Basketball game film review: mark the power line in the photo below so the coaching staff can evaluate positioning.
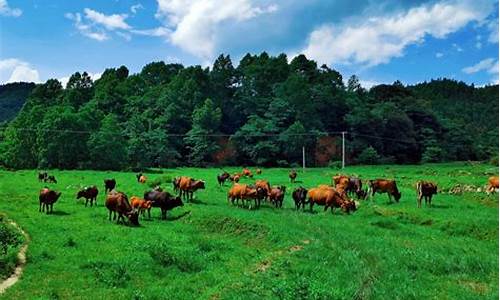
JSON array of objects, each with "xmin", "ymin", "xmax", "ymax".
[{"xmin": 0, "ymin": 126, "xmax": 479, "ymax": 147}]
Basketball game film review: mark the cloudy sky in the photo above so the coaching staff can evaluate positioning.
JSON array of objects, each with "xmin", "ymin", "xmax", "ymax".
[{"xmin": 0, "ymin": 0, "xmax": 498, "ymax": 87}]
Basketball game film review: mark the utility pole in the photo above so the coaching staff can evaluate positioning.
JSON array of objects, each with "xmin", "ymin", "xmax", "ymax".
[
  {"xmin": 341, "ymin": 131, "xmax": 347, "ymax": 169},
  {"xmin": 302, "ymin": 146, "xmax": 306, "ymax": 173}
]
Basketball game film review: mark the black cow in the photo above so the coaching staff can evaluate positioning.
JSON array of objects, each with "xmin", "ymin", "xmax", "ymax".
[{"xmin": 144, "ymin": 190, "xmax": 183, "ymax": 220}]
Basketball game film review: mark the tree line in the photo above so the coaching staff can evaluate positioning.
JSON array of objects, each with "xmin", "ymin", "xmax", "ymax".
[{"xmin": 0, "ymin": 53, "xmax": 497, "ymax": 170}]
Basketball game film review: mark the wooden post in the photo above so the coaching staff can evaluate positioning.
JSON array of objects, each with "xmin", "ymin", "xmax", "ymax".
[
  {"xmin": 342, "ymin": 131, "xmax": 346, "ymax": 169},
  {"xmin": 302, "ymin": 146, "xmax": 306, "ymax": 173}
]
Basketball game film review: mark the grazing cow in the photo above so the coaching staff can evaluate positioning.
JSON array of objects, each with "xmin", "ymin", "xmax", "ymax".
[
  {"xmin": 230, "ymin": 174, "xmax": 240, "ymax": 183},
  {"xmin": 144, "ymin": 190, "xmax": 183, "ymax": 220},
  {"xmin": 136, "ymin": 173, "xmax": 142, "ymax": 182},
  {"xmin": 104, "ymin": 179, "xmax": 116, "ymax": 193},
  {"xmin": 39, "ymin": 188, "xmax": 62, "ymax": 214},
  {"xmin": 242, "ymin": 168, "xmax": 253, "ymax": 178},
  {"xmin": 486, "ymin": 176, "xmax": 499, "ymax": 194},
  {"xmin": 269, "ymin": 186, "xmax": 286, "ymax": 208},
  {"xmin": 416, "ymin": 181, "xmax": 438, "ymax": 208},
  {"xmin": 130, "ymin": 196, "xmax": 153, "ymax": 218},
  {"xmin": 289, "ymin": 170, "xmax": 297, "ymax": 183},
  {"xmin": 292, "ymin": 187, "xmax": 308, "ymax": 211},
  {"xmin": 46, "ymin": 175, "xmax": 57, "ymax": 184},
  {"xmin": 227, "ymin": 184, "xmax": 265, "ymax": 209},
  {"xmin": 76, "ymin": 186, "xmax": 99, "ymax": 207},
  {"xmin": 138, "ymin": 175, "xmax": 147, "ymax": 184},
  {"xmin": 333, "ymin": 175, "xmax": 364, "ymax": 199},
  {"xmin": 307, "ymin": 186, "xmax": 355, "ymax": 214},
  {"xmin": 255, "ymin": 180, "xmax": 271, "ymax": 201},
  {"xmin": 368, "ymin": 179, "xmax": 401, "ymax": 203},
  {"xmin": 217, "ymin": 172, "xmax": 230, "ymax": 186},
  {"xmin": 172, "ymin": 177, "xmax": 181, "ymax": 193},
  {"xmin": 179, "ymin": 176, "xmax": 205, "ymax": 201},
  {"xmin": 38, "ymin": 172, "xmax": 48, "ymax": 182},
  {"xmin": 105, "ymin": 191, "xmax": 139, "ymax": 225},
  {"xmin": 256, "ymin": 169, "xmax": 262, "ymax": 175}
]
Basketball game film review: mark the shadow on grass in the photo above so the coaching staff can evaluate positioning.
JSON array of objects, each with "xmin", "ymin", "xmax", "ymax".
[
  {"xmin": 49, "ymin": 210, "xmax": 70, "ymax": 216},
  {"xmin": 166, "ymin": 211, "xmax": 191, "ymax": 221}
]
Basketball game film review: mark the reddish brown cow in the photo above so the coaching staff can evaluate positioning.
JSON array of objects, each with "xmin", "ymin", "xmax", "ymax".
[
  {"xmin": 416, "ymin": 181, "xmax": 438, "ymax": 208},
  {"xmin": 269, "ymin": 186, "xmax": 286, "ymax": 208},
  {"xmin": 138, "ymin": 175, "xmax": 147, "ymax": 184},
  {"xmin": 227, "ymin": 184, "xmax": 265, "ymax": 209},
  {"xmin": 130, "ymin": 196, "xmax": 153, "ymax": 217},
  {"xmin": 105, "ymin": 191, "xmax": 139, "ymax": 225},
  {"xmin": 368, "ymin": 179, "xmax": 401, "ymax": 203},
  {"xmin": 230, "ymin": 174, "xmax": 241, "ymax": 183},
  {"xmin": 307, "ymin": 186, "xmax": 354, "ymax": 214},
  {"xmin": 242, "ymin": 168, "xmax": 253, "ymax": 178},
  {"xmin": 77, "ymin": 186, "xmax": 99, "ymax": 207},
  {"xmin": 217, "ymin": 172, "xmax": 230, "ymax": 186},
  {"xmin": 289, "ymin": 170, "xmax": 297, "ymax": 183},
  {"xmin": 39, "ymin": 188, "xmax": 62, "ymax": 214},
  {"xmin": 292, "ymin": 187, "xmax": 308, "ymax": 210},
  {"xmin": 179, "ymin": 176, "xmax": 205, "ymax": 201},
  {"xmin": 486, "ymin": 176, "xmax": 499, "ymax": 194},
  {"xmin": 255, "ymin": 180, "xmax": 271, "ymax": 200}
]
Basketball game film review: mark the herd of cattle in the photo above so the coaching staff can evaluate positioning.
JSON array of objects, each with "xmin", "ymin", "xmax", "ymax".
[{"xmin": 37, "ymin": 168, "xmax": 499, "ymax": 226}]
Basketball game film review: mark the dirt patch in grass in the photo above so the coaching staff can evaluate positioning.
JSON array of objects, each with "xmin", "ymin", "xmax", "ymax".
[{"xmin": 459, "ymin": 280, "xmax": 489, "ymax": 295}]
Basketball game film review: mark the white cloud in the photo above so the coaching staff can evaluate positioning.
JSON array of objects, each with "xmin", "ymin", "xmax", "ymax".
[
  {"xmin": 65, "ymin": 12, "xmax": 109, "ymax": 41},
  {"xmin": 131, "ymin": 26, "xmax": 171, "ymax": 38},
  {"xmin": 83, "ymin": 8, "xmax": 130, "ymax": 30},
  {"xmin": 0, "ymin": 0, "xmax": 22, "ymax": 17},
  {"xmin": 301, "ymin": 0, "xmax": 495, "ymax": 67},
  {"xmin": 436, "ymin": 52, "xmax": 444, "ymax": 58},
  {"xmin": 154, "ymin": 0, "xmax": 278, "ymax": 60},
  {"xmin": 0, "ymin": 59, "xmax": 40, "ymax": 83},
  {"xmin": 359, "ymin": 79, "xmax": 383, "ymax": 89},
  {"xmin": 462, "ymin": 58, "xmax": 497, "ymax": 74},
  {"xmin": 131, "ymin": 4, "xmax": 144, "ymax": 14},
  {"xmin": 486, "ymin": 18, "xmax": 498, "ymax": 43},
  {"xmin": 452, "ymin": 43, "xmax": 464, "ymax": 52}
]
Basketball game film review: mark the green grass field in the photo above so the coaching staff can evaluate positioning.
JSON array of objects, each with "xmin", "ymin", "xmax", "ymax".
[{"xmin": 0, "ymin": 162, "xmax": 498, "ymax": 299}]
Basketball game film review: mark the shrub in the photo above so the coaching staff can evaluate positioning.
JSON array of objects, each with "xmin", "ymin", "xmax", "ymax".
[
  {"xmin": 422, "ymin": 146, "xmax": 443, "ymax": 163},
  {"xmin": 356, "ymin": 146, "xmax": 380, "ymax": 165},
  {"xmin": 328, "ymin": 160, "xmax": 342, "ymax": 169}
]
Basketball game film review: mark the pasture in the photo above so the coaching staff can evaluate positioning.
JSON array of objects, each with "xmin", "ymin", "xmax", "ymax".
[{"xmin": 0, "ymin": 162, "xmax": 498, "ymax": 299}]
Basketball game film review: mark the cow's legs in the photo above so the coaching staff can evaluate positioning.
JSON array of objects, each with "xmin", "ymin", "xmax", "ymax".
[
  {"xmin": 39, "ymin": 202, "xmax": 42, "ymax": 212},
  {"xmin": 417, "ymin": 194, "xmax": 422, "ymax": 208}
]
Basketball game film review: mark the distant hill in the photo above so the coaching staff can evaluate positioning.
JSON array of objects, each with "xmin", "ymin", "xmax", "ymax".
[{"xmin": 0, "ymin": 82, "xmax": 36, "ymax": 123}]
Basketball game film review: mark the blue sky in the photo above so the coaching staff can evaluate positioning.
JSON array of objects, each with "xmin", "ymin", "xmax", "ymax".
[{"xmin": 0, "ymin": 0, "xmax": 498, "ymax": 87}]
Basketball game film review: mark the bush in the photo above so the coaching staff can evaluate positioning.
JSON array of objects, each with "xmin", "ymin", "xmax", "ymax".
[
  {"xmin": 356, "ymin": 146, "xmax": 380, "ymax": 165},
  {"xmin": 422, "ymin": 146, "xmax": 443, "ymax": 163},
  {"xmin": 328, "ymin": 160, "xmax": 342, "ymax": 169}
]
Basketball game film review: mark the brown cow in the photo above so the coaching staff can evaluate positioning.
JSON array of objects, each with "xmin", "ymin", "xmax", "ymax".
[
  {"xmin": 144, "ymin": 190, "xmax": 183, "ymax": 220},
  {"xmin": 130, "ymin": 196, "xmax": 153, "ymax": 217},
  {"xmin": 269, "ymin": 186, "xmax": 286, "ymax": 208},
  {"xmin": 289, "ymin": 170, "xmax": 297, "ymax": 183},
  {"xmin": 307, "ymin": 186, "xmax": 354, "ymax": 214},
  {"xmin": 138, "ymin": 175, "xmax": 147, "ymax": 184},
  {"xmin": 486, "ymin": 176, "xmax": 499, "ymax": 194},
  {"xmin": 256, "ymin": 169, "xmax": 262, "ymax": 175},
  {"xmin": 105, "ymin": 191, "xmax": 139, "ymax": 225},
  {"xmin": 76, "ymin": 186, "xmax": 99, "ymax": 207},
  {"xmin": 179, "ymin": 176, "xmax": 205, "ymax": 201},
  {"xmin": 292, "ymin": 187, "xmax": 308, "ymax": 210},
  {"xmin": 39, "ymin": 188, "xmax": 62, "ymax": 214},
  {"xmin": 416, "ymin": 181, "xmax": 438, "ymax": 208},
  {"xmin": 104, "ymin": 179, "xmax": 116, "ymax": 193},
  {"xmin": 230, "ymin": 174, "xmax": 241, "ymax": 183},
  {"xmin": 242, "ymin": 168, "xmax": 253, "ymax": 178},
  {"xmin": 368, "ymin": 179, "xmax": 401, "ymax": 203},
  {"xmin": 227, "ymin": 184, "xmax": 265, "ymax": 209},
  {"xmin": 217, "ymin": 172, "xmax": 230, "ymax": 186},
  {"xmin": 255, "ymin": 180, "xmax": 271, "ymax": 201}
]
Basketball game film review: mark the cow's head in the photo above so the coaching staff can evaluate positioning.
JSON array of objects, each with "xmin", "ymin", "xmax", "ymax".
[
  {"xmin": 127, "ymin": 209, "xmax": 140, "ymax": 226},
  {"xmin": 76, "ymin": 190, "xmax": 85, "ymax": 199},
  {"xmin": 394, "ymin": 191, "xmax": 401, "ymax": 202},
  {"xmin": 172, "ymin": 196, "xmax": 184, "ymax": 208}
]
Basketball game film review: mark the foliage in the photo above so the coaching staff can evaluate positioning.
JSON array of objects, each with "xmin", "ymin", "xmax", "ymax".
[
  {"xmin": 0, "ymin": 54, "xmax": 497, "ymax": 169},
  {"xmin": 357, "ymin": 146, "xmax": 381, "ymax": 165}
]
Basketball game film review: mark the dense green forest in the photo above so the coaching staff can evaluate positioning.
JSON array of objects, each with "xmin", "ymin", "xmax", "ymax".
[
  {"xmin": 0, "ymin": 53, "xmax": 498, "ymax": 170},
  {"xmin": 0, "ymin": 82, "xmax": 35, "ymax": 123}
]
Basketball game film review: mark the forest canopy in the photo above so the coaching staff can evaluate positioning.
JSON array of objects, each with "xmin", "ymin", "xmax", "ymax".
[{"xmin": 0, "ymin": 53, "xmax": 498, "ymax": 170}]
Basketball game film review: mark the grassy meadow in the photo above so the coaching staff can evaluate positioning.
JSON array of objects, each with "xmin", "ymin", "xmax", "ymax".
[{"xmin": 0, "ymin": 162, "xmax": 497, "ymax": 299}]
